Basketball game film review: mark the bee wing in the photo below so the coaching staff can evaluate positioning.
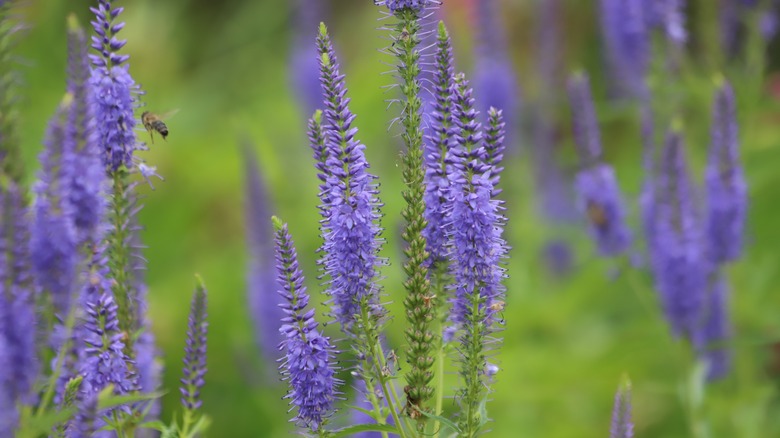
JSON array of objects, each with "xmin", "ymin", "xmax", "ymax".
[{"xmin": 158, "ymin": 108, "xmax": 180, "ymax": 121}]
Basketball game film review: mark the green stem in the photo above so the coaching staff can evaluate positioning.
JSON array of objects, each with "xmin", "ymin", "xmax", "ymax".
[
  {"xmin": 108, "ymin": 167, "xmax": 136, "ymax": 358},
  {"xmin": 430, "ymin": 266, "xmax": 447, "ymax": 438}
]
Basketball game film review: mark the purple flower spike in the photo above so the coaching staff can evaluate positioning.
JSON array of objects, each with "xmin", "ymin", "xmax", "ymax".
[
  {"xmin": 699, "ymin": 274, "xmax": 732, "ymax": 381},
  {"xmin": 447, "ymin": 73, "xmax": 507, "ymax": 330},
  {"xmin": 316, "ymin": 25, "xmax": 384, "ymax": 331},
  {"xmin": 89, "ymin": 0, "xmax": 138, "ymax": 171},
  {"xmin": 0, "ymin": 183, "xmax": 39, "ymax": 408},
  {"xmin": 610, "ymin": 377, "xmax": 634, "ymax": 438},
  {"xmin": 653, "ymin": 130, "xmax": 706, "ymax": 338},
  {"xmin": 599, "ymin": 0, "xmax": 649, "ymax": 97},
  {"xmin": 384, "ymin": 0, "xmax": 431, "ymax": 13},
  {"xmin": 705, "ymin": 82, "xmax": 747, "ymax": 265},
  {"xmin": 70, "ymin": 393, "xmax": 98, "ymax": 438},
  {"xmin": 181, "ymin": 278, "xmax": 208, "ymax": 411},
  {"xmin": 79, "ymin": 292, "xmax": 136, "ymax": 397},
  {"xmin": 290, "ymin": 0, "xmax": 327, "ymax": 115},
  {"xmin": 31, "ymin": 107, "xmax": 78, "ymax": 318},
  {"xmin": 243, "ymin": 145, "xmax": 283, "ymax": 364},
  {"xmin": 274, "ymin": 218, "xmax": 338, "ymax": 431},
  {"xmin": 65, "ymin": 16, "xmax": 106, "ymax": 245},
  {"xmin": 474, "ymin": 0, "xmax": 520, "ymax": 147},
  {"xmin": 567, "ymin": 74, "xmax": 631, "ymax": 256},
  {"xmin": 423, "ymin": 22, "xmax": 455, "ymax": 265}
]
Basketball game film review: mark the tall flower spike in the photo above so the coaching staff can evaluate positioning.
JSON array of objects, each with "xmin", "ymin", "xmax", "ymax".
[
  {"xmin": 567, "ymin": 73, "xmax": 632, "ymax": 256},
  {"xmin": 652, "ymin": 128, "xmax": 706, "ymax": 339},
  {"xmin": 385, "ymin": 0, "xmax": 431, "ymax": 13},
  {"xmin": 64, "ymin": 14, "xmax": 106, "ymax": 245},
  {"xmin": 385, "ymin": 1, "xmax": 436, "ymax": 421},
  {"xmin": 181, "ymin": 277, "xmax": 208, "ymax": 412},
  {"xmin": 316, "ymin": 23, "xmax": 384, "ymax": 331},
  {"xmin": 423, "ymin": 21, "xmax": 455, "ymax": 266},
  {"xmin": 610, "ymin": 376, "xmax": 634, "ymax": 438},
  {"xmin": 243, "ymin": 144, "xmax": 283, "ymax": 364},
  {"xmin": 484, "ymin": 107, "xmax": 506, "ymax": 191},
  {"xmin": 30, "ymin": 103, "xmax": 78, "ymax": 319},
  {"xmin": 473, "ymin": 0, "xmax": 519, "ymax": 147},
  {"xmin": 448, "ymin": 73, "xmax": 508, "ymax": 436},
  {"xmin": 705, "ymin": 81, "xmax": 747, "ymax": 265},
  {"xmin": 599, "ymin": 0, "xmax": 649, "ymax": 98},
  {"xmin": 274, "ymin": 217, "xmax": 338, "ymax": 432}
]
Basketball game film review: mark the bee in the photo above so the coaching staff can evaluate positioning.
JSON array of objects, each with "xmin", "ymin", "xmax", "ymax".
[
  {"xmin": 586, "ymin": 200, "xmax": 609, "ymax": 229},
  {"xmin": 141, "ymin": 111, "xmax": 172, "ymax": 144},
  {"xmin": 489, "ymin": 300, "xmax": 505, "ymax": 312}
]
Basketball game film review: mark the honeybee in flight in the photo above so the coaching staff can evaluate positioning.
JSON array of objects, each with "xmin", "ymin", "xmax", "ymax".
[
  {"xmin": 586, "ymin": 200, "xmax": 608, "ymax": 230},
  {"xmin": 141, "ymin": 110, "xmax": 178, "ymax": 143}
]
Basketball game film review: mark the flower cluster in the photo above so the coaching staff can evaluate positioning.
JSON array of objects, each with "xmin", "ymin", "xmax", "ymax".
[{"xmin": 181, "ymin": 279, "xmax": 208, "ymax": 411}]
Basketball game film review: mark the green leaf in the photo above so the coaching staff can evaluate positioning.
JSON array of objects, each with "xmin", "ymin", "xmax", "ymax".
[
  {"xmin": 417, "ymin": 409, "xmax": 461, "ymax": 435},
  {"xmin": 17, "ymin": 407, "xmax": 76, "ymax": 438},
  {"xmin": 330, "ymin": 423, "xmax": 399, "ymax": 438},
  {"xmin": 98, "ymin": 390, "xmax": 166, "ymax": 410}
]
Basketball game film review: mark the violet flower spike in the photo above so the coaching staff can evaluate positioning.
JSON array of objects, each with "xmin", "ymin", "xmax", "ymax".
[
  {"xmin": 316, "ymin": 24, "xmax": 384, "ymax": 331},
  {"xmin": 699, "ymin": 274, "xmax": 732, "ymax": 381},
  {"xmin": 290, "ymin": 0, "xmax": 327, "ymax": 115},
  {"xmin": 610, "ymin": 377, "xmax": 634, "ymax": 438},
  {"xmin": 652, "ymin": 129, "xmax": 706, "ymax": 339},
  {"xmin": 242, "ymin": 144, "xmax": 283, "ymax": 364},
  {"xmin": 30, "ymin": 105, "xmax": 78, "ymax": 318},
  {"xmin": 384, "ymin": 0, "xmax": 431, "ymax": 13},
  {"xmin": 705, "ymin": 81, "xmax": 747, "ymax": 265},
  {"xmin": 88, "ymin": 0, "xmax": 138, "ymax": 172},
  {"xmin": 567, "ymin": 73, "xmax": 632, "ymax": 256},
  {"xmin": 181, "ymin": 277, "xmax": 208, "ymax": 412},
  {"xmin": 423, "ymin": 21, "xmax": 455, "ymax": 266},
  {"xmin": 599, "ymin": 0, "xmax": 649, "ymax": 98},
  {"xmin": 273, "ymin": 217, "xmax": 338, "ymax": 431}
]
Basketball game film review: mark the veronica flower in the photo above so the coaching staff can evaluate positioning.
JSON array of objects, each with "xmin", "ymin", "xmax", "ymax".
[
  {"xmin": 274, "ymin": 218, "xmax": 338, "ymax": 431},
  {"xmin": 473, "ymin": 0, "xmax": 519, "ymax": 148},
  {"xmin": 600, "ymin": 0, "xmax": 649, "ymax": 98},
  {"xmin": 64, "ymin": 15, "xmax": 106, "ymax": 245},
  {"xmin": 447, "ymin": 73, "xmax": 508, "ymax": 435},
  {"xmin": 610, "ymin": 377, "xmax": 634, "ymax": 438},
  {"xmin": 0, "ymin": 0, "xmax": 24, "ymax": 184},
  {"xmin": 0, "ymin": 183, "xmax": 38, "ymax": 431},
  {"xmin": 31, "ymin": 106, "xmax": 78, "ymax": 318},
  {"xmin": 423, "ymin": 22, "xmax": 455, "ymax": 266},
  {"xmin": 384, "ymin": 0, "xmax": 431, "ymax": 13},
  {"xmin": 243, "ymin": 144, "xmax": 282, "ymax": 364},
  {"xmin": 69, "ymin": 393, "xmax": 98, "ymax": 438},
  {"xmin": 652, "ymin": 129, "xmax": 706, "ymax": 339},
  {"xmin": 316, "ymin": 24, "xmax": 384, "ymax": 331},
  {"xmin": 705, "ymin": 81, "xmax": 747, "ymax": 265},
  {"xmin": 290, "ymin": 0, "xmax": 327, "ymax": 115},
  {"xmin": 567, "ymin": 73, "xmax": 631, "ymax": 256},
  {"xmin": 181, "ymin": 278, "xmax": 208, "ymax": 412},
  {"xmin": 651, "ymin": 0, "xmax": 687, "ymax": 45}
]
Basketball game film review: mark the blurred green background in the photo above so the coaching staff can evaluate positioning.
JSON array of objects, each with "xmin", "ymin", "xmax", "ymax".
[{"xmin": 10, "ymin": 0, "xmax": 780, "ymax": 436}]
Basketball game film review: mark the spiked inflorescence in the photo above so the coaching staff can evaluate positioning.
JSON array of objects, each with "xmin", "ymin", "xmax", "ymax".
[
  {"xmin": 599, "ymin": 0, "xmax": 649, "ymax": 98},
  {"xmin": 180, "ymin": 278, "xmax": 208, "ymax": 412},
  {"xmin": 315, "ymin": 23, "xmax": 385, "ymax": 333},
  {"xmin": 386, "ymin": 4, "xmax": 437, "ymax": 422},
  {"xmin": 274, "ymin": 217, "xmax": 338, "ymax": 432},
  {"xmin": 610, "ymin": 377, "xmax": 634, "ymax": 438},
  {"xmin": 567, "ymin": 73, "xmax": 632, "ymax": 256},
  {"xmin": 447, "ymin": 73, "xmax": 508, "ymax": 436}
]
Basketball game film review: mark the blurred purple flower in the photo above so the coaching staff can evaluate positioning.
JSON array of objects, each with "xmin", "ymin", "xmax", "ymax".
[
  {"xmin": 705, "ymin": 82, "xmax": 747, "ymax": 265},
  {"xmin": 181, "ymin": 279, "xmax": 208, "ymax": 411},
  {"xmin": 31, "ymin": 107, "xmax": 78, "ymax": 318},
  {"xmin": 89, "ymin": 0, "xmax": 138, "ymax": 172},
  {"xmin": 473, "ymin": 0, "xmax": 519, "ymax": 150},
  {"xmin": 652, "ymin": 130, "xmax": 706, "ymax": 338},
  {"xmin": 316, "ymin": 26, "xmax": 384, "ymax": 330},
  {"xmin": 64, "ymin": 17, "xmax": 106, "ymax": 245},
  {"xmin": 290, "ymin": 0, "xmax": 327, "ymax": 115},
  {"xmin": 69, "ymin": 393, "xmax": 98, "ymax": 438},
  {"xmin": 243, "ymin": 145, "xmax": 282, "ymax": 363},
  {"xmin": 600, "ymin": 0, "xmax": 650, "ymax": 98},
  {"xmin": 350, "ymin": 379, "xmax": 393, "ymax": 438},
  {"xmin": 609, "ymin": 378, "xmax": 634, "ymax": 438},
  {"xmin": 699, "ymin": 274, "xmax": 732, "ymax": 381},
  {"xmin": 274, "ymin": 219, "xmax": 338, "ymax": 431},
  {"xmin": 423, "ymin": 22, "xmax": 455, "ymax": 265},
  {"xmin": 543, "ymin": 240, "xmax": 574, "ymax": 278},
  {"xmin": 567, "ymin": 74, "xmax": 631, "ymax": 256}
]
